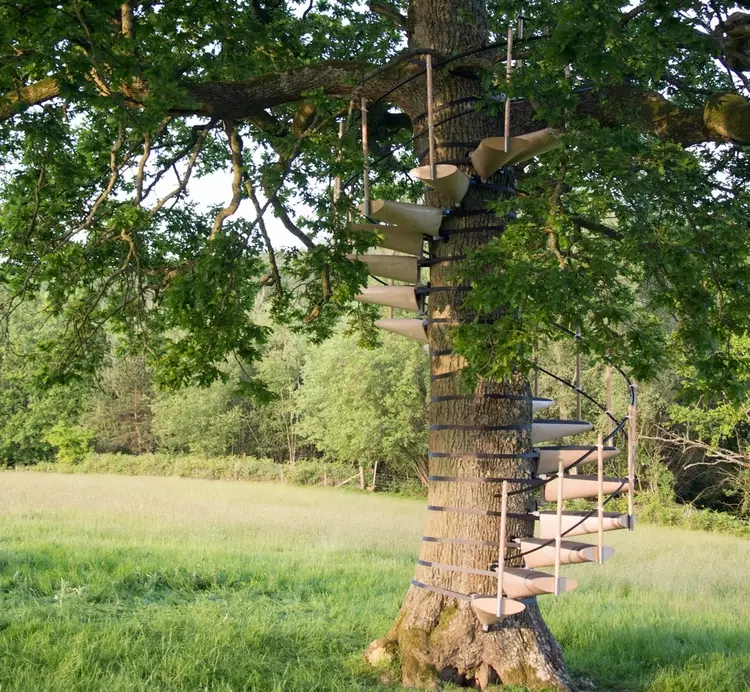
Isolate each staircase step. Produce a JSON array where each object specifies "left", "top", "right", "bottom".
[
  {"left": 360, "top": 200, "right": 443, "bottom": 236},
  {"left": 485, "top": 566, "right": 577, "bottom": 598},
  {"left": 347, "top": 254, "right": 419, "bottom": 283},
  {"left": 536, "top": 445, "right": 618, "bottom": 474},
  {"left": 538, "top": 511, "right": 632, "bottom": 538},
  {"left": 409, "top": 164, "right": 470, "bottom": 205},
  {"left": 542, "top": 475, "right": 630, "bottom": 502},
  {"left": 355, "top": 285, "right": 419, "bottom": 312},
  {"left": 470, "top": 128, "right": 561, "bottom": 179},
  {"left": 532, "top": 397, "right": 555, "bottom": 412},
  {"left": 518, "top": 537, "right": 614, "bottom": 569},
  {"left": 532, "top": 420, "right": 593, "bottom": 444},
  {"left": 471, "top": 596, "right": 525, "bottom": 626},
  {"left": 349, "top": 223, "right": 424, "bottom": 256},
  {"left": 374, "top": 318, "right": 427, "bottom": 343}
]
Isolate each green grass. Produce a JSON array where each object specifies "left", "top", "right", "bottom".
[{"left": 0, "top": 472, "right": 749, "bottom": 691}]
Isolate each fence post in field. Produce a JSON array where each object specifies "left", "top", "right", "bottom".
[
  {"left": 371, "top": 460, "right": 379, "bottom": 491},
  {"left": 359, "top": 465, "right": 365, "bottom": 490}
]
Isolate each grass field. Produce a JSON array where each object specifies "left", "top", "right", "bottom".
[{"left": 0, "top": 472, "right": 748, "bottom": 691}]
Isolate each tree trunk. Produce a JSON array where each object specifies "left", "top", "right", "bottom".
[{"left": 365, "top": 1, "right": 571, "bottom": 688}]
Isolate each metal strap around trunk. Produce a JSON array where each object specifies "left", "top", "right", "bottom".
[
  {"left": 471, "top": 181, "right": 517, "bottom": 194},
  {"left": 429, "top": 423, "right": 530, "bottom": 431},
  {"left": 431, "top": 393, "right": 534, "bottom": 403},
  {"left": 430, "top": 371, "right": 459, "bottom": 381},
  {"left": 446, "top": 208, "right": 503, "bottom": 218},
  {"left": 416, "top": 285, "right": 472, "bottom": 294},
  {"left": 429, "top": 451, "right": 538, "bottom": 460},
  {"left": 428, "top": 505, "right": 535, "bottom": 520},
  {"left": 422, "top": 536, "right": 515, "bottom": 548},
  {"left": 411, "top": 579, "right": 473, "bottom": 602},
  {"left": 435, "top": 157, "right": 472, "bottom": 166},
  {"left": 418, "top": 559, "right": 498, "bottom": 578},
  {"left": 418, "top": 255, "right": 466, "bottom": 266},
  {"left": 429, "top": 349, "right": 454, "bottom": 357},
  {"left": 429, "top": 475, "right": 541, "bottom": 485},
  {"left": 412, "top": 98, "right": 482, "bottom": 124},
  {"left": 439, "top": 224, "right": 506, "bottom": 237},
  {"left": 424, "top": 316, "right": 502, "bottom": 326}
]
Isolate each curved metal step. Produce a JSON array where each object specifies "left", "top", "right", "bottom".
[
  {"left": 536, "top": 445, "right": 618, "bottom": 474},
  {"left": 470, "top": 128, "right": 561, "bottom": 180},
  {"left": 360, "top": 200, "right": 443, "bottom": 236},
  {"left": 349, "top": 223, "right": 423, "bottom": 256},
  {"left": 374, "top": 318, "right": 427, "bottom": 343},
  {"left": 347, "top": 254, "right": 419, "bottom": 283},
  {"left": 542, "top": 475, "right": 629, "bottom": 502},
  {"left": 355, "top": 285, "right": 420, "bottom": 312},
  {"left": 538, "top": 511, "right": 632, "bottom": 538},
  {"left": 485, "top": 566, "right": 578, "bottom": 598},
  {"left": 470, "top": 596, "right": 525, "bottom": 626},
  {"left": 531, "top": 420, "right": 593, "bottom": 444},
  {"left": 517, "top": 537, "right": 615, "bottom": 569},
  {"left": 409, "top": 164, "right": 470, "bottom": 206}
]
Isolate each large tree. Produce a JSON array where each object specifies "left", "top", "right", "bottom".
[{"left": 2, "top": 0, "right": 749, "bottom": 688}]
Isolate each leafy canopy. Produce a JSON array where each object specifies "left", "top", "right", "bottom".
[{"left": 0, "top": 0, "right": 749, "bottom": 402}]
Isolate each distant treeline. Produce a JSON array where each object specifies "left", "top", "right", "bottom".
[{"left": 1, "top": 297, "right": 749, "bottom": 520}]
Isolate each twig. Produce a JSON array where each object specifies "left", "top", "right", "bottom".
[{"left": 244, "top": 175, "right": 283, "bottom": 295}]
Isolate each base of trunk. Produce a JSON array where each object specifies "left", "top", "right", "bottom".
[{"left": 365, "top": 585, "right": 572, "bottom": 690}]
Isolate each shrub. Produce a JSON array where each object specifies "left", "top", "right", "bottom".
[{"left": 44, "top": 424, "right": 93, "bottom": 464}]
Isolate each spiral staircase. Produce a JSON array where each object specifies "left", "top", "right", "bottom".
[{"left": 337, "top": 44, "right": 638, "bottom": 629}]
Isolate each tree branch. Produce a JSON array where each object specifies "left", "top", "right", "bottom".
[
  {"left": 368, "top": 2, "right": 407, "bottom": 30},
  {"left": 210, "top": 120, "right": 244, "bottom": 240},
  {"left": 268, "top": 194, "right": 315, "bottom": 249},
  {"left": 0, "top": 78, "right": 60, "bottom": 120},
  {"left": 149, "top": 119, "right": 215, "bottom": 217},
  {"left": 569, "top": 216, "right": 624, "bottom": 241},
  {"left": 3, "top": 59, "right": 750, "bottom": 146},
  {"left": 244, "top": 176, "right": 282, "bottom": 296}
]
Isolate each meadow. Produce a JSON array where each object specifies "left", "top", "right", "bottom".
[{"left": 0, "top": 472, "right": 748, "bottom": 691}]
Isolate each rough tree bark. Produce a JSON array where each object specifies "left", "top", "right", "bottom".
[{"left": 364, "top": 0, "right": 571, "bottom": 689}]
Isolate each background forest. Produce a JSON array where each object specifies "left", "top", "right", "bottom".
[{"left": 2, "top": 284, "right": 749, "bottom": 526}]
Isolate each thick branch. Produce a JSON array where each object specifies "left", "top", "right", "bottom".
[
  {"left": 572, "top": 86, "right": 750, "bottom": 145},
  {"left": 369, "top": 2, "right": 407, "bottom": 30},
  {"left": 569, "top": 216, "right": 624, "bottom": 241},
  {"left": 0, "top": 78, "right": 60, "bottom": 120},
  {"left": 181, "top": 61, "right": 392, "bottom": 119},
  {"left": 3, "top": 60, "right": 750, "bottom": 145},
  {"left": 210, "top": 120, "right": 244, "bottom": 240}
]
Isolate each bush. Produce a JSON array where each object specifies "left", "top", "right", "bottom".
[{"left": 44, "top": 424, "right": 93, "bottom": 464}]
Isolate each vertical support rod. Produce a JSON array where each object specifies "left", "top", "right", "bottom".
[
  {"left": 425, "top": 54, "right": 436, "bottom": 180},
  {"left": 504, "top": 26, "right": 514, "bottom": 153},
  {"left": 360, "top": 97, "right": 370, "bottom": 217},
  {"left": 533, "top": 338, "right": 539, "bottom": 398},
  {"left": 516, "top": 15, "right": 524, "bottom": 68},
  {"left": 333, "top": 117, "right": 345, "bottom": 203},
  {"left": 597, "top": 432, "right": 604, "bottom": 565},
  {"left": 605, "top": 363, "right": 613, "bottom": 437},
  {"left": 333, "top": 100, "right": 354, "bottom": 207},
  {"left": 575, "top": 327, "right": 582, "bottom": 420},
  {"left": 496, "top": 480, "right": 509, "bottom": 617},
  {"left": 628, "top": 385, "right": 637, "bottom": 530},
  {"left": 554, "top": 459, "right": 564, "bottom": 596}
]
